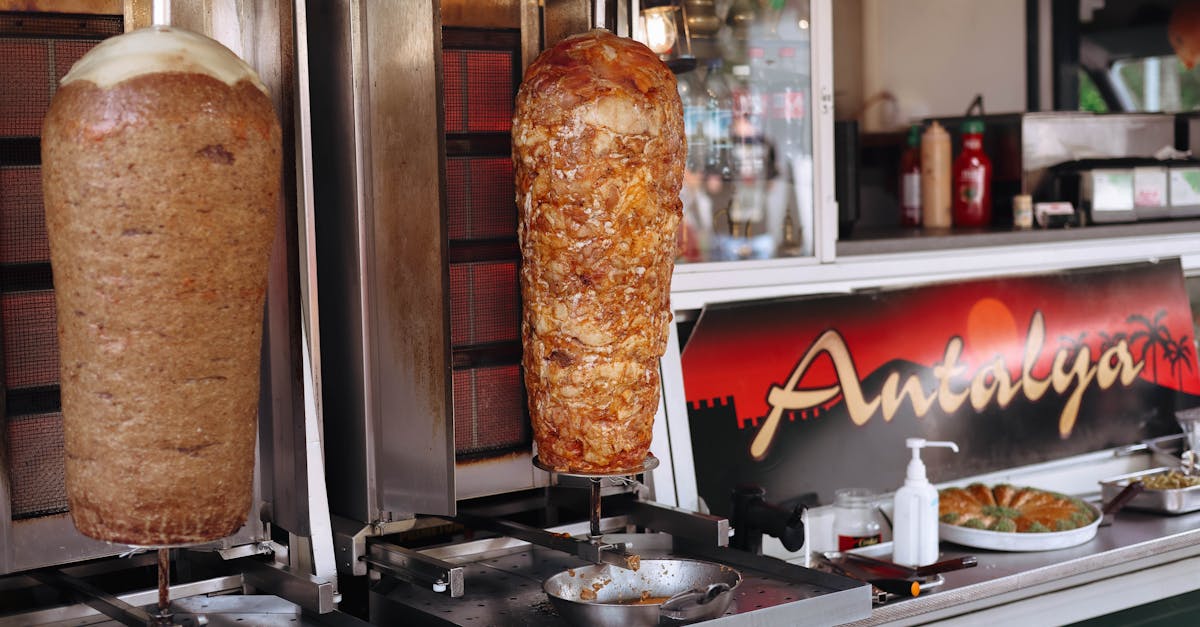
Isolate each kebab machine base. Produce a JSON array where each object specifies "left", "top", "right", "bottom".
[{"left": 362, "top": 456, "right": 871, "bottom": 626}]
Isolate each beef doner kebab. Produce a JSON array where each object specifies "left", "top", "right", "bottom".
[
  {"left": 513, "top": 30, "right": 685, "bottom": 474},
  {"left": 41, "top": 26, "right": 280, "bottom": 545}
]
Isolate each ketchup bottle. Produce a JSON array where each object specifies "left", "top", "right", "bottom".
[
  {"left": 899, "top": 124, "right": 922, "bottom": 226},
  {"left": 952, "top": 119, "right": 992, "bottom": 227}
]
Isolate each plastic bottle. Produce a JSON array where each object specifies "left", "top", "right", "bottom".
[
  {"left": 899, "top": 124, "right": 922, "bottom": 227},
  {"left": 952, "top": 118, "right": 992, "bottom": 227},
  {"left": 729, "top": 63, "right": 765, "bottom": 184},
  {"left": 677, "top": 68, "right": 711, "bottom": 261},
  {"left": 677, "top": 69, "right": 708, "bottom": 174},
  {"left": 892, "top": 438, "right": 959, "bottom": 567},
  {"left": 920, "top": 122, "right": 952, "bottom": 228},
  {"left": 702, "top": 60, "right": 734, "bottom": 181},
  {"left": 773, "top": 46, "right": 807, "bottom": 162}
]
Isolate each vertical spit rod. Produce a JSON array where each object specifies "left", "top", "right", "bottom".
[
  {"left": 589, "top": 477, "right": 602, "bottom": 541},
  {"left": 156, "top": 548, "right": 170, "bottom": 623}
]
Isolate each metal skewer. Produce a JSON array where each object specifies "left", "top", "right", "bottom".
[
  {"left": 589, "top": 477, "right": 603, "bottom": 541},
  {"left": 530, "top": 455, "right": 659, "bottom": 569},
  {"left": 156, "top": 548, "right": 172, "bottom": 624}
]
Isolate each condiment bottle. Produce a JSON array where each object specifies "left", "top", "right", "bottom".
[
  {"left": 952, "top": 119, "right": 992, "bottom": 227},
  {"left": 1013, "top": 193, "right": 1033, "bottom": 230},
  {"left": 920, "top": 122, "right": 951, "bottom": 228},
  {"left": 834, "top": 488, "right": 882, "bottom": 551},
  {"left": 892, "top": 438, "right": 959, "bottom": 567},
  {"left": 899, "top": 124, "right": 922, "bottom": 226}
]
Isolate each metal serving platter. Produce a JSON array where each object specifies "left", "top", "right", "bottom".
[
  {"left": 938, "top": 502, "right": 1103, "bottom": 552},
  {"left": 1099, "top": 467, "right": 1200, "bottom": 515}
]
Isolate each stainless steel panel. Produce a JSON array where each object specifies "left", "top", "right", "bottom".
[
  {"left": 519, "top": 0, "right": 540, "bottom": 71},
  {"left": 123, "top": 0, "right": 152, "bottom": 31},
  {"left": 256, "top": 0, "right": 315, "bottom": 539},
  {"left": 363, "top": 0, "right": 454, "bottom": 519},
  {"left": 310, "top": 0, "right": 454, "bottom": 522},
  {"left": 541, "top": 0, "right": 627, "bottom": 41},
  {"left": 307, "top": 0, "right": 374, "bottom": 524},
  {"left": 543, "top": 0, "right": 591, "bottom": 46},
  {"left": 441, "top": 0, "right": 521, "bottom": 28}
]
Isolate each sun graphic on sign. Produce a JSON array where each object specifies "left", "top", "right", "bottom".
[{"left": 964, "top": 297, "right": 1021, "bottom": 365}]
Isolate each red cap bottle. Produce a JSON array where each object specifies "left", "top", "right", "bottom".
[{"left": 952, "top": 119, "right": 992, "bottom": 227}]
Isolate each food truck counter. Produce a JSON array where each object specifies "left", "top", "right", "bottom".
[
  {"left": 811, "top": 442, "right": 1200, "bottom": 626},
  {"left": 854, "top": 507, "right": 1200, "bottom": 626}
]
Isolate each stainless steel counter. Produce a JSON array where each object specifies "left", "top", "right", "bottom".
[{"left": 846, "top": 470, "right": 1200, "bottom": 625}]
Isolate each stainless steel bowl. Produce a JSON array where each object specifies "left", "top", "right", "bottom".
[{"left": 544, "top": 558, "right": 742, "bottom": 626}]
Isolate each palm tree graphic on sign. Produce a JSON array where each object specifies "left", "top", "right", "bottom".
[
  {"left": 1163, "top": 331, "right": 1195, "bottom": 391},
  {"left": 1127, "top": 309, "right": 1176, "bottom": 386}
]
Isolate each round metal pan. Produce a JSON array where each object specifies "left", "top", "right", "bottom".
[
  {"left": 543, "top": 558, "right": 741, "bottom": 626},
  {"left": 938, "top": 502, "right": 1102, "bottom": 551}
]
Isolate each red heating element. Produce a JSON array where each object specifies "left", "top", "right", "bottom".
[{"left": 443, "top": 30, "right": 528, "bottom": 460}]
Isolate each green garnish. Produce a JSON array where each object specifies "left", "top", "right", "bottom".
[
  {"left": 989, "top": 518, "right": 1017, "bottom": 532},
  {"left": 981, "top": 505, "right": 1022, "bottom": 519}
]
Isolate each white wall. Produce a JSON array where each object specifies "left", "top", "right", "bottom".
[{"left": 854, "top": 0, "right": 1026, "bottom": 131}]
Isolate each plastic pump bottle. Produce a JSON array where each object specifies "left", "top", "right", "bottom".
[{"left": 892, "top": 438, "right": 959, "bottom": 567}]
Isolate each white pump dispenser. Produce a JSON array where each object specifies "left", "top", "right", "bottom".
[{"left": 892, "top": 438, "right": 959, "bottom": 567}]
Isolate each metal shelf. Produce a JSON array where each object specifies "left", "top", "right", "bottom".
[{"left": 669, "top": 220, "right": 1200, "bottom": 312}]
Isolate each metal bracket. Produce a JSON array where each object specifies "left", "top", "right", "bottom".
[
  {"left": 618, "top": 499, "right": 730, "bottom": 548},
  {"left": 332, "top": 515, "right": 423, "bottom": 576},
  {"left": 364, "top": 541, "right": 465, "bottom": 598},
  {"left": 238, "top": 558, "right": 340, "bottom": 614},
  {"left": 453, "top": 511, "right": 639, "bottom": 570}
]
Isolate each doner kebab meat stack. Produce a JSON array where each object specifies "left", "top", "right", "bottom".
[
  {"left": 41, "top": 26, "right": 280, "bottom": 545},
  {"left": 513, "top": 30, "right": 685, "bottom": 474}
]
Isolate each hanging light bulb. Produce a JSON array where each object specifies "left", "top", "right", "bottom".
[{"left": 642, "top": 6, "right": 678, "bottom": 55}]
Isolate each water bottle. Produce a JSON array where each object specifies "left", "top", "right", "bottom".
[
  {"left": 702, "top": 60, "right": 734, "bottom": 181},
  {"left": 773, "top": 46, "right": 807, "bottom": 165},
  {"left": 676, "top": 69, "right": 707, "bottom": 174}
]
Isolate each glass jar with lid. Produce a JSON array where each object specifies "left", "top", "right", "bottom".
[{"left": 833, "top": 488, "right": 883, "bottom": 551}]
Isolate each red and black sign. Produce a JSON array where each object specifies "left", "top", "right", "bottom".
[{"left": 682, "top": 261, "right": 1198, "bottom": 516}]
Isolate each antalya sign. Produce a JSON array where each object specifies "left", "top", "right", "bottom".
[
  {"left": 751, "top": 312, "right": 1146, "bottom": 460},
  {"left": 682, "top": 261, "right": 1198, "bottom": 515}
]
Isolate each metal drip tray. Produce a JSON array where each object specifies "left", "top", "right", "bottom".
[{"left": 369, "top": 532, "right": 871, "bottom": 626}]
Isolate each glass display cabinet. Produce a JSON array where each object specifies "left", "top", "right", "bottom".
[{"left": 632, "top": 0, "right": 835, "bottom": 277}]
